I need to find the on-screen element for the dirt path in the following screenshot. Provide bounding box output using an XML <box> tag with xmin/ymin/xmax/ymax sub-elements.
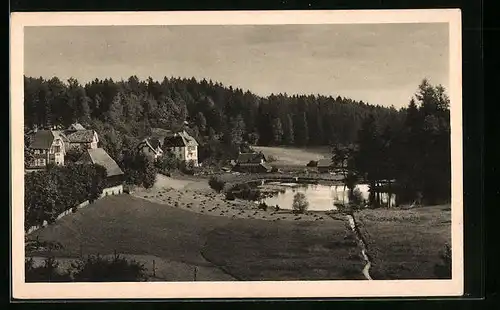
<box><xmin>346</xmin><ymin>214</ymin><xmax>373</xmax><ymax>280</ymax></box>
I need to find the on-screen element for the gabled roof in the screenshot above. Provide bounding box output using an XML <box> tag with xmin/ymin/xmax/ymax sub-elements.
<box><xmin>77</xmin><ymin>148</ymin><xmax>124</xmax><ymax>177</ymax></box>
<box><xmin>66</xmin><ymin>130</ymin><xmax>97</xmax><ymax>143</ymax></box>
<box><xmin>53</xmin><ymin>130</ymin><xmax>69</xmax><ymax>143</ymax></box>
<box><xmin>148</xmin><ymin>137</ymin><xmax>163</xmax><ymax>150</ymax></box>
<box><xmin>29</xmin><ymin>130</ymin><xmax>55</xmax><ymax>149</ymax></box>
<box><xmin>317</xmin><ymin>158</ymin><xmax>334</xmax><ymax>168</ymax></box>
<box><xmin>163</xmin><ymin>131</ymin><xmax>198</xmax><ymax>147</ymax></box>
<box><xmin>236</xmin><ymin>152</ymin><xmax>266</xmax><ymax>164</ymax></box>
<box><xmin>138</xmin><ymin>138</ymin><xmax>163</xmax><ymax>155</ymax></box>
<box><xmin>68</xmin><ymin>123</ymin><xmax>86</xmax><ymax>131</ymax></box>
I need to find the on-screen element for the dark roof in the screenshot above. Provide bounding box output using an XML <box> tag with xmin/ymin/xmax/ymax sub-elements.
<box><xmin>29</xmin><ymin>130</ymin><xmax>55</xmax><ymax>149</ymax></box>
<box><xmin>148</xmin><ymin>137</ymin><xmax>162</xmax><ymax>149</ymax></box>
<box><xmin>66</xmin><ymin>130</ymin><xmax>96</xmax><ymax>143</ymax></box>
<box><xmin>77</xmin><ymin>148</ymin><xmax>124</xmax><ymax>177</ymax></box>
<box><xmin>234</xmin><ymin>162</ymin><xmax>271</xmax><ymax>171</ymax></box>
<box><xmin>137</xmin><ymin>139</ymin><xmax>163</xmax><ymax>154</ymax></box>
<box><xmin>163</xmin><ymin>136</ymin><xmax>186</xmax><ymax>147</ymax></box>
<box><xmin>236</xmin><ymin>152</ymin><xmax>266</xmax><ymax>164</ymax></box>
<box><xmin>163</xmin><ymin>131</ymin><xmax>198</xmax><ymax>147</ymax></box>
<box><xmin>317</xmin><ymin>158</ymin><xmax>334</xmax><ymax>168</ymax></box>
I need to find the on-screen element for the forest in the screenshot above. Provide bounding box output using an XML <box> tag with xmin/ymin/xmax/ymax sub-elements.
<box><xmin>23</xmin><ymin>75</ymin><xmax>403</xmax><ymax>161</ymax></box>
<box><xmin>23</xmin><ymin>75</ymin><xmax>450</xmax><ymax>205</ymax></box>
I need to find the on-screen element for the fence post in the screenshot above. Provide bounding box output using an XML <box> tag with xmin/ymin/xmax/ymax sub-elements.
<box><xmin>194</xmin><ymin>267</ymin><xmax>197</xmax><ymax>281</ymax></box>
<box><xmin>152</xmin><ymin>259</ymin><xmax>156</xmax><ymax>277</ymax></box>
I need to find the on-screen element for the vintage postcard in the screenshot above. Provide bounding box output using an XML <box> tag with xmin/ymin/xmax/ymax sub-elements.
<box><xmin>11</xmin><ymin>9</ymin><xmax>463</xmax><ymax>299</ymax></box>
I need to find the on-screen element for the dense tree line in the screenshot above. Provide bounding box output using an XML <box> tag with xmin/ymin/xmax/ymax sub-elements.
<box><xmin>343</xmin><ymin>79</ymin><xmax>451</xmax><ymax>205</ymax></box>
<box><xmin>24</xmin><ymin>163</ymin><xmax>107</xmax><ymax>230</ymax></box>
<box><xmin>24</xmin><ymin>75</ymin><xmax>404</xmax><ymax>164</ymax></box>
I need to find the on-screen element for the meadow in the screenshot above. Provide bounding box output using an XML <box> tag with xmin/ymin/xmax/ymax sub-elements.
<box><xmin>28</xmin><ymin>194</ymin><xmax>365</xmax><ymax>281</ymax></box>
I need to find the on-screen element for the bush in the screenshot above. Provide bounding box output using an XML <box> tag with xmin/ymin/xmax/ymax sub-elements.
<box><xmin>292</xmin><ymin>192</ymin><xmax>309</xmax><ymax>214</ymax></box>
<box><xmin>25</xmin><ymin>257</ymin><xmax>72</xmax><ymax>282</ymax></box>
<box><xmin>155</xmin><ymin>152</ymin><xmax>179</xmax><ymax>174</ymax></box>
<box><xmin>306</xmin><ymin>160</ymin><xmax>318</xmax><ymax>167</ymax></box>
<box><xmin>258</xmin><ymin>202</ymin><xmax>268</xmax><ymax>211</ymax></box>
<box><xmin>270</xmin><ymin>166</ymin><xmax>279</xmax><ymax>173</ymax></box>
<box><xmin>349</xmin><ymin>188</ymin><xmax>364</xmax><ymax>207</ymax></box>
<box><xmin>71</xmin><ymin>253</ymin><xmax>148</xmax><ymax>282</ymax></box>
<box><xmin>209</xmin><ymin>176</ymin><xmax>226</xmax><ymax>192</ymax></box>
<box><xmin>225</xmin><ymin>191</ymin><xmax>235</xmax><ymax>200</ymax></box>
<box><xmin>229</xmin><ymin>183</ymin><xmax>262</xmax><ymax>201</ymax></box>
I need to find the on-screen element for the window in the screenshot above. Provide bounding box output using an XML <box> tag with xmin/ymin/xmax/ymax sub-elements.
<box><xmin>54</xmin><ymin>146</ymin><xmax>61</xmax><ymax>153</ymax></box>
<box><xmin>34</xmin><ymin>149</ymin><xmax>40</xmax><ymax>155</ymax></box>
<box><xmin>40</xmin><ymin>159</ymin><xmax>46</xmax><ymax>166</ymax></box>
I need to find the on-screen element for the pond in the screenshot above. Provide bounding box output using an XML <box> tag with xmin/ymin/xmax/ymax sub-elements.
<box><xmin>259</xmin><ymin>182</ymin><xmax>396</xmax><ymax>211</ymax></box>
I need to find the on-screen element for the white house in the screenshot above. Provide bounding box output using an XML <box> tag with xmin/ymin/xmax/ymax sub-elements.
<box><xmin>162</xmin><ymin>130</ymin><xmax>199</xmax><ymax>166</ymax></box>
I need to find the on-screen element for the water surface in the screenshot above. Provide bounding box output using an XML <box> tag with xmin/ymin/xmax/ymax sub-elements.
<box><xmin>260</xmin><ymin>183</ymin><xmax>396</xmax><ymax>211</ymax></box>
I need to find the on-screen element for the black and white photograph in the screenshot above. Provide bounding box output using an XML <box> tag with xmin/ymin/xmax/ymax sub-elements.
<box><xmin>11</xmin><ymin>10</ymin><xmax>463</xmax><ymax>299</ymax></box>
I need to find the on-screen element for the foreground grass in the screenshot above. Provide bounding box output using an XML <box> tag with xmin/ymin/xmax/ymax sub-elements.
<box><xmin>28</xmin><ymin>194</ymin><xmax>364</xmax><ymax>281</ymax></box>
<box><xmin>355</xmin><ymin>205</ymin><xmax>452</xmax><ymax>279</ymax></box>
<box><xmin>202</xmin><ymin>218</ymin><xmax>365</xmax><ymax>280</ymax></box>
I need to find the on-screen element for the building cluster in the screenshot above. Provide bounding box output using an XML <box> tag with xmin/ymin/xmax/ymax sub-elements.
<box><xmin>25</xmin><ymin>123</ymin><xmax>202</xmax><ymax>194</ymax></box>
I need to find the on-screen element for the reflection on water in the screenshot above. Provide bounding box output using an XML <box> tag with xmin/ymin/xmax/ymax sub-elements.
<box><xmin>261</xmin><ymin>183</ymin><xmax>396</xmax><ymax>211</ymax></box>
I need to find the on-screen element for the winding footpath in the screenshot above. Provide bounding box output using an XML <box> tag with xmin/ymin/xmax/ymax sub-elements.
<box><xmin>346</xmin><ymin>214</ymin><xmax>373</xmax><ymax>280</ymax></box>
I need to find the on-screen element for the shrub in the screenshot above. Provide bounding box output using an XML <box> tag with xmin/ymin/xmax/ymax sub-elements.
<box><xmin>71</xmin><ymin>253</ymin><xmax>148</xmax><ymax>282</ymax></box>
<box><xmin>229</xmin><ymin>183</ymin><xmax>262</xmax><ymax>201</ymax></box>
<box><xmin>270</xmin><ymin>166</ymin><xmax>279</xmax><ymax>173</ymax></box>
<box><xmin>25</xmin><ymin>257</ymin><xmax>72</xmax><ymax>282</ymax></box>
<box><xmin>225</xmin><ymin>191</ymin><xmax>235</xmax><ymax>200</ymax></box>
<box><xmin>208</xmin><ymin>176</ymin><xmax>225</xmax><ymax>192</ymax></box>
<box><xmin>349</xmin><ymin>188</ymin><xmax>364</xmax><ymax>207</ymax></box>
<box><xmin>258</xmin><ymin>202</ymin><xmax>268</xmax><ymax>211</ymax></box>
<box><xmin>292</xmin><ymin>192</ymin><xmax>309</xmax><ymax>214</ymax></box>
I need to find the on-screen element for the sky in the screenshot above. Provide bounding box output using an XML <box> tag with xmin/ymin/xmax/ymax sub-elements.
<box><xmin>24</xmin><ymin>23</ymin><xmax>449</xmax><ymax>108</ymax></box>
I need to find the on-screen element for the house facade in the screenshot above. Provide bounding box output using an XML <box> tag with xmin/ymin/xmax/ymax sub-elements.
<box><xmin>232</xmin><ymin>152</ymin><xmax>271</xmax><ymax>173</ymax></box>
<box><xmin>162</xmin><ymin>130</ymin><xmax>199</xmax><ymax>166</ymax></box>
<box><xmin>77</xmin><ymin>148</ymin><xmax>125</xmax><ymax>196</ymax></box>
<box><xmin>28</xmin><ymin>130</ymin><xmax>67</xmax><ymax>168</ymax></box>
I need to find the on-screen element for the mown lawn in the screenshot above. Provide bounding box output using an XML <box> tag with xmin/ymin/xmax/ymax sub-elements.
<box><xmin>28</xmin><ymin>194</ymin><xmax>365</xmax><ymax>281</ymax></box>
<box><xmin>355</xmin><ymin>205</ymin><xmax>452</xmax><ymax>279</ymax></box>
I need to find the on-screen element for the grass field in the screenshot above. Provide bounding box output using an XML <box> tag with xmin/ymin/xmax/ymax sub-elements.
<box><xmin>252</xmin><ymin>146</ymin><xmax>332</xmax><ymax>167</ymax></box>
<box><xmin>28</xmin><ymin>194</ymin><xmax>365</xmax><ymax>281</ymax></box>
<box><xmin>355</xmin><ymin>205</ymin><xmax>452</xmax><ymax>279</ymax></box>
